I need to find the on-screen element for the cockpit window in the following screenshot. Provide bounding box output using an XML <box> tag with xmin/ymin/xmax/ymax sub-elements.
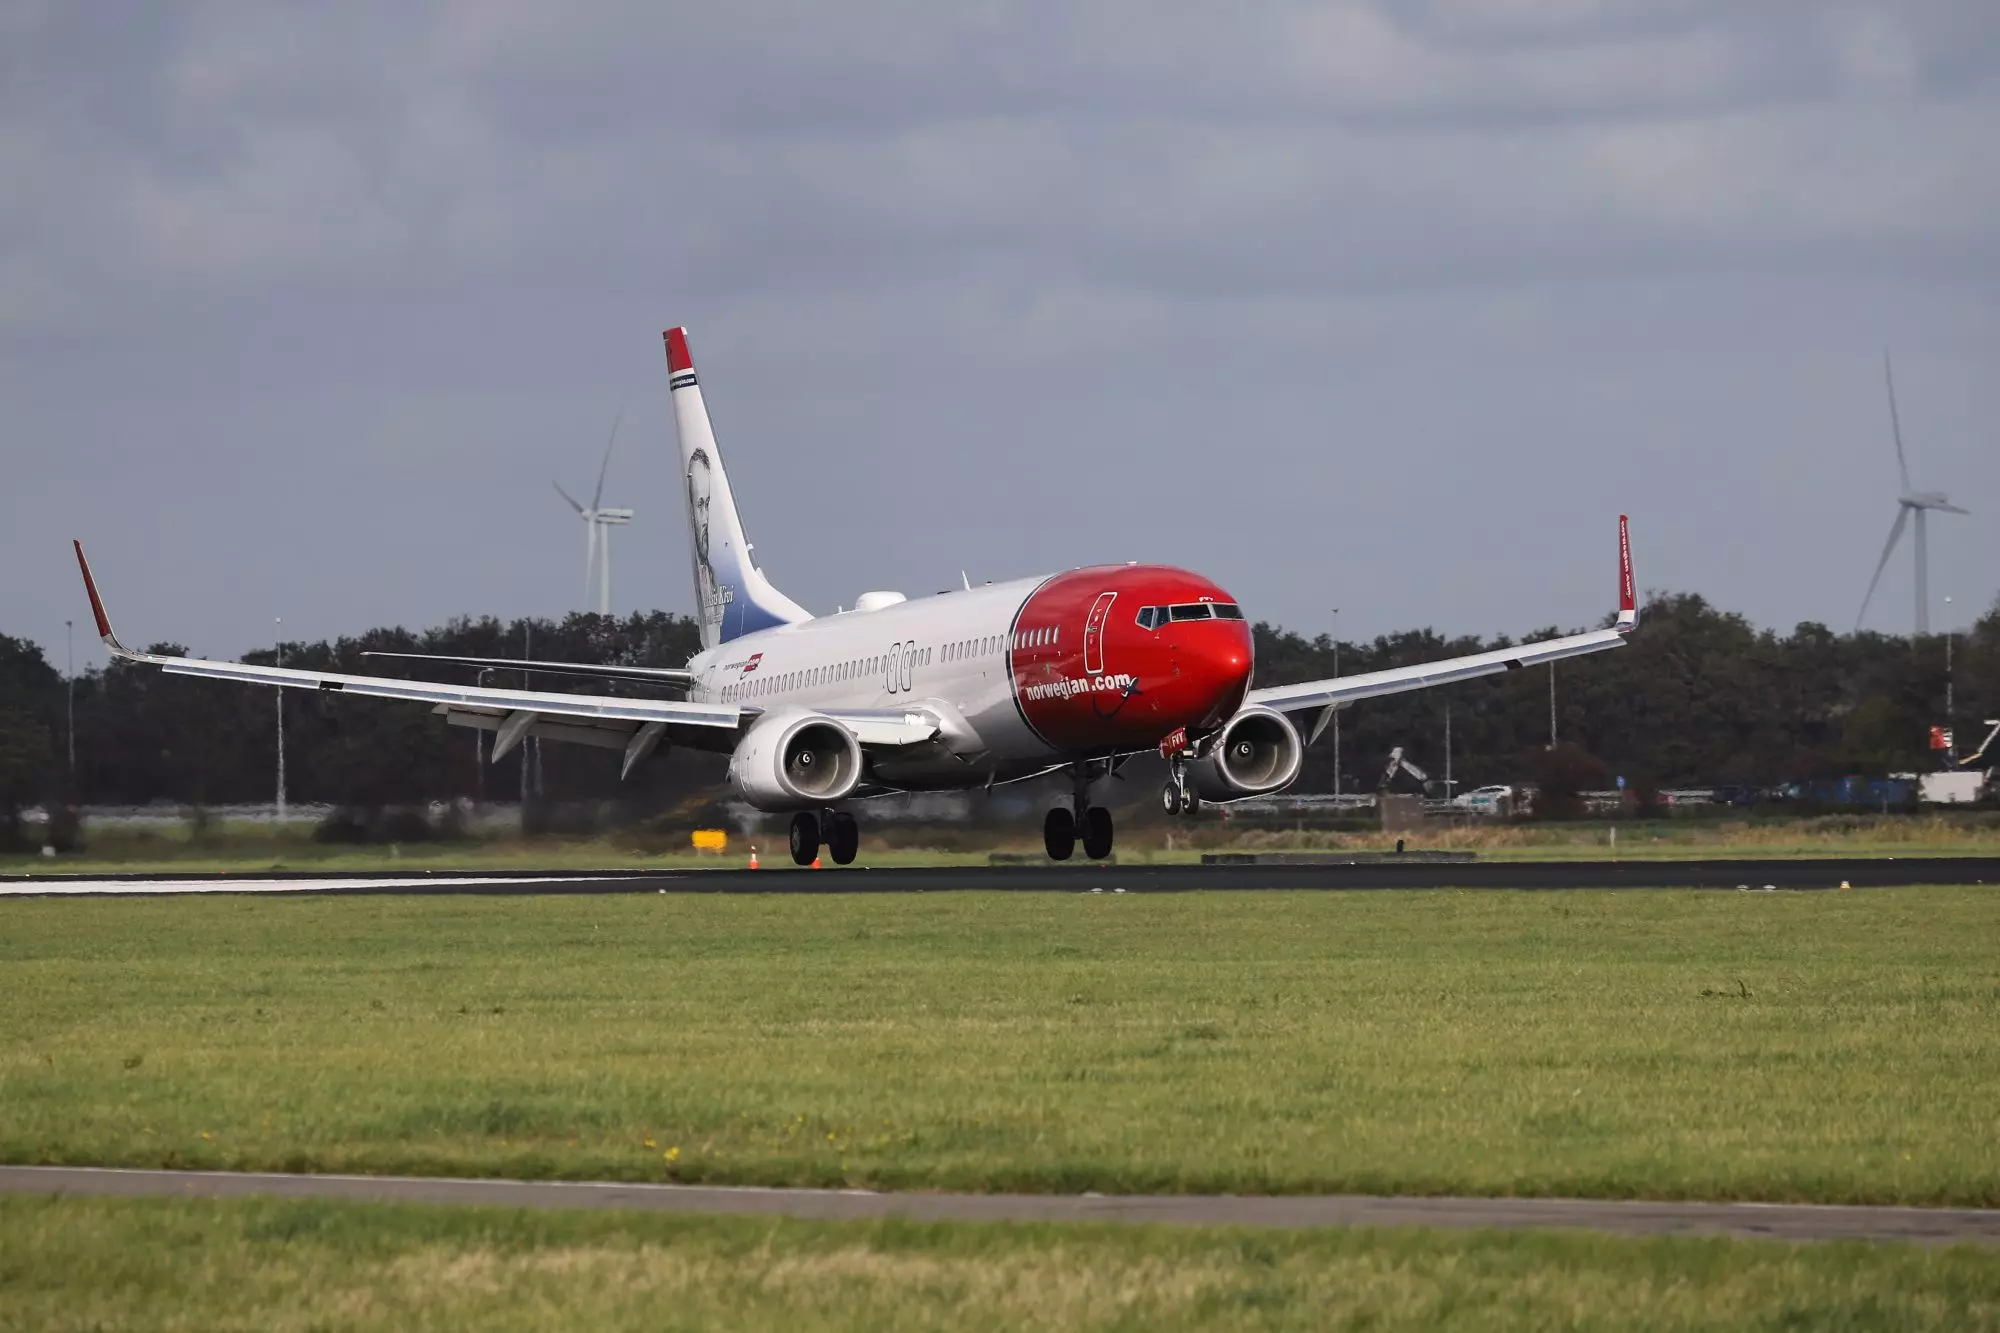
<box><xmin>1136</xmin><ymin>606</ymin><xmax>1161</xmax><ymax>630</ymax></box>
<box><xmin>1212</xmin><ymin>603</ymin><xmax>1244</xmax><ymax>620</ymax></box>
<box><xmin>1168</xmin><ymin>603</ymin><xmax>1213</xmax><ymax>621</ymax></box>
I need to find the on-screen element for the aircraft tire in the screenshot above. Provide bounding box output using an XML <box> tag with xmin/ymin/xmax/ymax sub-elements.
<box><xmin>789</xmin><ymin>811</ymin><xmax>821</xmax><ymax>866</ymax></box>
<box><xmin>827</xmin><ymin>811</ymin><xmax>859</xmax><ymax>865</ymax></box>
<box><xmin>1081</xmin><ymin>806</ymin><xmax>1114</xmax><ymax>861</ymax></box>
<box><xmin>1162</xmin><ymin>784</ymin><xmax>1182</xmax><ymax>816</ymax></box>
<box><xmin>1043</xmin><ymin>807</ymin><xmax>1076</xmax><ymax>861</ymax></box>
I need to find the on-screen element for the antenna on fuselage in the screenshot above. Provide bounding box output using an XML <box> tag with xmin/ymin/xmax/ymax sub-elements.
<box><xmin>961</xmin><ymin>571</ymin><xmax>971</xmax><ymax>591</ymax></box>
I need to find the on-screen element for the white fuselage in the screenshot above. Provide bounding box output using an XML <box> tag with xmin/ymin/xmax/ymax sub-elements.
<box><xmin>686</xmin><ymin>576</ymin><xmax>1051</xmax><ymax>785</ymax></box>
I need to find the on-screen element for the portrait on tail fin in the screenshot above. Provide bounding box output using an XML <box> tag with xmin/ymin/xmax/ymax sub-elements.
<box><xmin>684</xmin><ymin>447</ymin><xmax>729</xmax><ymax>634</ymax></box>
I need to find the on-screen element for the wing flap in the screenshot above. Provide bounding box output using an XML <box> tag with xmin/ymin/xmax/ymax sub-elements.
<box><xmin>361</xmin><ymin>651</ymin><xmax>695</xmax><ymax>686</ymax></box>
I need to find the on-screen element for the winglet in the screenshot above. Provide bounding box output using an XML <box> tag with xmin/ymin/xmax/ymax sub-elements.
<box><xmin>664</xmin><ymin>327</ymin><xmax>694</xmax><ymax>376</ymax></box>
<box><xmin>73</xmin><ymin>540</ymin><xmax>128</xmax><ymax>653</ymax></box>
<box><xmin>1615</xmin><ymin>515</ymin><xmax>1637</xmax><ymax>633</ymax></box>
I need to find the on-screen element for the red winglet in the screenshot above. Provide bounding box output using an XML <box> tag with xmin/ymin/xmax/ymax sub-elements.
<box><xmin>73</xmin><ymin>540</ymin><xmax>117</xmax><ymax>645</ymax></box>
<box><xmin>664</xmin><ymin>327</ymin><xmax>694</xmax><ymax>374</ymax></box>
<box><xmin>1616</xmin><ymin>515</ymin><xmax>1637</xmax><ymax>631</ymax></box>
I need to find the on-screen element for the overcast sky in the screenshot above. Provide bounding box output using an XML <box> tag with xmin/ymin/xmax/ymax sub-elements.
<box><xmin>4</xmin><ymin>1</ymin><xmax>1995</xmax><ymax>672</ymax></box>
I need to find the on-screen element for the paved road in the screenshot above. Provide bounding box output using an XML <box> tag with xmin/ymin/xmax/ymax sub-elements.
<box><xmin>4</xmin><ymin>858</ymin><xmax>1996</xmax><ymax>895</ymax></box>
<box><xmin>2</xmin><ymin>1167</ymin><xmax>1993</xmax><ymax>1246</ymax></box>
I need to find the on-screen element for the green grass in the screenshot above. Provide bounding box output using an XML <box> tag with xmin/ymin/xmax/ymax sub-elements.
<box><xmin>3</xmin><ymin>1196</ymin><xmax>1997</xmax><ymax>1332</ymax></box>
<box><xmin>2</xmin><ymin>890</ymin><xmax>1997</xmax><ymax>1203</ymax></box>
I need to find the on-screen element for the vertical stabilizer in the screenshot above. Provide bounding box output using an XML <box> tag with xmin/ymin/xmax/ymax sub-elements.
<box><xmin>665</xmin><ymin>328</ymin><xmax>812</xmax><ymax>650</ymax></box>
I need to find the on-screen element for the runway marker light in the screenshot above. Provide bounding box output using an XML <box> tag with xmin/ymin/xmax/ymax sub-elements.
<box><xmin>748</xmin><ymin>847</ymin><xmax>759</xmax><ymax>870</ymax></box>
<box><xmin>811</xmin><ymin>855</ymin><xmax>822</xmax><ymax>869</ymax></box>
<box><xmin>1840</xmin><ymin>880</ymin><xmax>1851</xmax><ymax>890</ymax></box>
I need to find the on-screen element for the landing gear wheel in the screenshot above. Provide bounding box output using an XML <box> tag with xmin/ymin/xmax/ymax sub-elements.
<box><xmin>789</xmin><ymin>811</ymin><xmax>821</xmax><ymax>866</ymax></box>
<box><xmin>827</xmin><ymin>811</ymin><xmax>860</xmax><ymax>866</ymax></box>
<box><xmin>1081</xmin><ymin>806</ymin><xmax>1115</xmax><ymax>861</ymax></box>
<box><xmin>1183</xmin><ymin>791</ymin><xmax>1201</xmax><ymax>817</ymax></box>
<box><xmin>1043</xmin><ymin>807</ymin><xmax>1076</xmax><ymax>862</ymax></box>
<box><xmin>1162</xmin><ymin>784</ymin><xmax>1183</xmax><ymax>816</ymax></box>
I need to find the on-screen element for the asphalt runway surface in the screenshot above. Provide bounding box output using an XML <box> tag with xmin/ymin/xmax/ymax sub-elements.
<box><xmin>2</xmin><ymin>1166</ymin><xmax>1993</xmax><ymax>1246</ymax></box>
<box><xmin>4</xmin><ymin>857</ymin><xmax>1997</xmax><ymax>895</ymax></box>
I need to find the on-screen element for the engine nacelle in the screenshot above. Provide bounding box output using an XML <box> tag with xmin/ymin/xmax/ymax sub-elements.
<box><xmin>727</xmin><ymin>708</ymin><xmax>865</xmax><ymax>811</ymax></box>
<box><xmin>1187</xmin><ymin>705</ymin><xmax>1303</xmax><ymax>802</ymax></box>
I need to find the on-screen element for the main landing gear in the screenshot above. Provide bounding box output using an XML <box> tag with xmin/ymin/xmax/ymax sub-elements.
<box><xmin>789</xmin><ymin>810</ymin><xmax>860</xmax><ymax>866</ymax></box>
<box><xmin>1161</xmin><ymin>753</ymin><xmax>1201</xmax><ymax>817</ymax></box>
<box><xmin>1045</xmin><ymin>764</ymin><xmax>1115</xmax><ymax>862</ymax></box>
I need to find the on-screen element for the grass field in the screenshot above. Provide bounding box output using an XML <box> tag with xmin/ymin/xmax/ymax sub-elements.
<box><xmin>4</xmin><ymin>1196</ymin><xmax>1998</xmax><ymax>1332</ymax></box>
<box><xmin>3</xmin><ymin>888</ymin><xmax>1996</xmax><ymax>1204</ymax></box>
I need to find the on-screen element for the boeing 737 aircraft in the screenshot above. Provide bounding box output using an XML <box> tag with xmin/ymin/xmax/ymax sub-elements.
<box><xmin>74</xmin><ymin>327</ymin><xmax>1639</xmax><ymax>866</ymax></box>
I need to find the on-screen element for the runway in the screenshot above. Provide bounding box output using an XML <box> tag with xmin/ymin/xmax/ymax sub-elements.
<box><xmin>3</xmin><ymin>857</ymin><xmax>1997</xmax><ymax>895</ymax></box>
<box><xmin>2</xmin><ymin>1166</ymin><xmax>1992</xmax><ymax>1246</ymax></box>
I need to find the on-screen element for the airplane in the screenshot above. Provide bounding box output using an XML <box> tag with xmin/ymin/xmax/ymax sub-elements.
<box><xmin>72</xmin><ymin>326</ymin><xmax>1640</xmax><ymax>867</ymax></box>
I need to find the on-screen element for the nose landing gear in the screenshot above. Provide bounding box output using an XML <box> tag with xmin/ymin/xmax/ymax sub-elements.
<box><xmin>1161</xmin><ymin>754</ymin><xmax>1201</xmax><ymax>817</ymax></box>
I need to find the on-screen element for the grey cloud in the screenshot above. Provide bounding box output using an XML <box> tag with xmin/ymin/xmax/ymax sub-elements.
<box><xmin>2</xmin><ymin>1</ymin><xmax>1994</xmax><ymax>668</ymax></box>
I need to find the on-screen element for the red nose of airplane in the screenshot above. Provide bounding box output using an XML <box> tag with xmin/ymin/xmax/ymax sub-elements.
<box><xmin>1185</xmin><ymin>620</ymin><xmax>1254</xmax><ymax>727</ymax></box>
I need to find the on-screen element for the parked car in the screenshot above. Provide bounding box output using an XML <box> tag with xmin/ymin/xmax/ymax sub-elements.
<box><xmin>1449</xmin><ymin>785</ymin><xmax>1516</xmax><ymax>816</ymax></box>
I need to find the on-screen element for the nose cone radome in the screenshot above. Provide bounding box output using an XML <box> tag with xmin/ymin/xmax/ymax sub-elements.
<box><xmin>1189</xmin><ymin>620</ymin><xmax>1253</xmax><ymax>723</ymax></box>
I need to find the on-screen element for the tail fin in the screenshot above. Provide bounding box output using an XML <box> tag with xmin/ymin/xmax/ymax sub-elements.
<box><xmin>665</xmin><ymin>328</ymin><xmax>811</xmax><ymax>651</ymax></box>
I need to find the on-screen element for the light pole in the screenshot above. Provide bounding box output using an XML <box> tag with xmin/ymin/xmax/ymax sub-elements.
<box><xmin>1330</xmin><ymin>608</ymin><xmax>1341</xmax><ymax>797</ymax></box>
<box><xmin>65</xmin><ymin>619</ymin><xmax>75</xmax><ymax>777</ymax></box>
<box><xmin>1444</xmin><ymin>699</ymin><xmax>1454</xmax><ymax>798</ymax></box>
<box><xmin>275</xmin><ymin>617</ymin><xmax>287</xmax><ymax>824</ymax></box>
<box><xmin>1945</xmin><ymin>595</ymin><xmax>1955</xmax><ymax>764</ymax></box>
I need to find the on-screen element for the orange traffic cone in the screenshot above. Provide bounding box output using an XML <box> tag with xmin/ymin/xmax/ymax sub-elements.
<box><xmin>748</xmin><ymin>847</ymin><xmax>759</xmax><ymax>870</ymax></box>
<box><xmin>811</xmin><ymin>856</ymin><xmax>822</xmax><ymax>869</ymax></box>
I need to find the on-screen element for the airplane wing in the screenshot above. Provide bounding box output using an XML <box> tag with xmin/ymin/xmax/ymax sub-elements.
<box><xmin>358</xmin><ymin>651</ymin><xmax>696</xmax><ymax>688</ymax></box>
<box><xmin>72</xmin><ymin>544</ymin><xmax>937</xmax><ymax>773</ymax></box>
<box><xmin>1246</xmin><ymin>516</ymin><xmax>1638</xmax><ymax>719</ymax></box>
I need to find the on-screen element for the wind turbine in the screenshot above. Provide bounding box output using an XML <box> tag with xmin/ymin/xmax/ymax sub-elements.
<box><xmin>554</xmin><ymin>412</ymin><xmax>635</xmax><ymax>616</ymax></box>
<box><xmin>1856</xmin><ymin>355</ymin><xmax>1968</xmax><ymax>636</ymax></box>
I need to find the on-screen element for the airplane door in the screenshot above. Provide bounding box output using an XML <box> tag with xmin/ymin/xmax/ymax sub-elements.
<box><xmin>1082</xmin><ymin>592</ymin><xmax>1116</xmax><ymax>675</ymax></box>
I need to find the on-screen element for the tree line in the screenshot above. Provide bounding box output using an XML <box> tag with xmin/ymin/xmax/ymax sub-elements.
<box><xmin>2</xmin><ymin>592</ymin><xmax>1995</xmax><ymax>843</ymax></box>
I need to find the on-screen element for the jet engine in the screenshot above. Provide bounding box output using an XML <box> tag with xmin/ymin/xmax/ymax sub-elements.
<box><xmin>727</xmin><ymin>708</ymin><xmax>865</xmax><ymax>811</ymax></box>
<box><xmin>1186</xmin><ymin>704</ymin><xmax>1303</xmax><ymax>801</ymax></box>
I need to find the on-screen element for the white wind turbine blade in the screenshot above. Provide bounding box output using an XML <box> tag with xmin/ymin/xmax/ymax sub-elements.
<box><xmin>553</xmin><ymin>480</ymin><xmax>587</xmax><ymax>515</ymax></box>
<box><xmin>1884</xmin><ymin>353</ymin><xmax>1912</xmax><ymax>494</ymax></box>
<box><xmin>1855</xmin><ymin>506</ymin><xmax>1909</xmax><ymax>630</ymax></box>
<box><xmin>591</xmin><ymin>410</ymin><xmax>624</xmax><ymax>511</ymax></box>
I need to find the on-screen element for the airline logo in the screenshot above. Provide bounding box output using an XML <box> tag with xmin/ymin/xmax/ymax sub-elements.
<box><xmin>1159</xmin><ymin>726</ymin><xmax>1188</xmax><ymax>757</ymax></box>
<box><xmin>742</xmin><ymin>653</ymin><xmax>763</xmax><ymax>675</ymax></box>
<box><xmin>1023</xmin><ymin>672</ymin><xmax>1137</xmax><ymax>702</ymax></box>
